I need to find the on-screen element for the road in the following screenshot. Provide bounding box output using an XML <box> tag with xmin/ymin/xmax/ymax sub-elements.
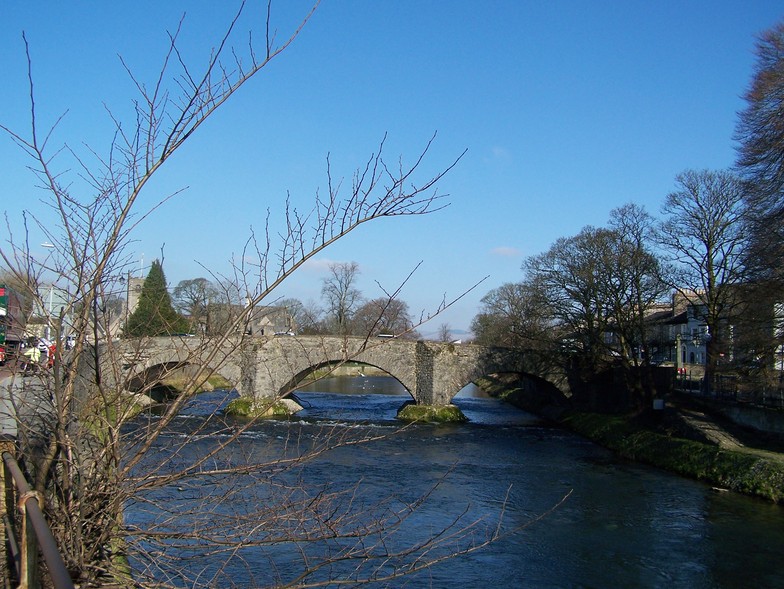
<box><xmin>0</xmin><ymin>367</ymin><xmax>19</xmax><ymax>436</ymax></box>
<box><xmin>1</xmin><ymin>366</ymin><xmax>52</xmax><ymax>438</ymax></box>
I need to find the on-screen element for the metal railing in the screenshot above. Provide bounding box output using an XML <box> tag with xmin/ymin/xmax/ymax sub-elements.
<box><xmin>675</xmin><ymin>373</ymin><xmax>784</xmax><ymax>409</ymax></box>
<box><xmin>1</xmin><ymin>437</ymin><xmax>75</xmax><ymax>589</ymax></box>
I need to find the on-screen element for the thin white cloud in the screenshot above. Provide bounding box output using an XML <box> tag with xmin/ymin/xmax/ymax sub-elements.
<box><xmin>302</xmin><ymin>258</ymin><xmax>360</xmax><ymax>273</ymax></box>
<box><xmin>301</xmin><ymin>258</ymin><xmax>335</xmax><ymax>272</ymax></box>
<box><xmin>491</xmin><ymin>146</ymin><xmax>511</xmax><ymax>160</ymax></box>
<box><xmin>482</xmin><ymin>146</ymin><xmax>512</xmax><ymax>166</ymax></box>
<box><xmin>491</xmin><ymin>246</ymin><xmax>522</xmax><ymax>257</ymax></box>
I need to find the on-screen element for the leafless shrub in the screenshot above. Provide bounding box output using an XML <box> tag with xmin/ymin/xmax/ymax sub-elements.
<box><xmin>0</xmin><ymin>3</ymin><xmax>551</xmax><ymax>586</ymax></box>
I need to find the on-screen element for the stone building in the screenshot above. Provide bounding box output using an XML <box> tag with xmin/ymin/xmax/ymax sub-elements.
<box><xmin>205</xmin><ymin>303</ymin><xmax>295</xmax><ymax>336</ymax></box>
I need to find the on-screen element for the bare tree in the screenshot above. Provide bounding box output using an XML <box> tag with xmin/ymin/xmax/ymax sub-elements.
<box><xmin>602</xmin><ymin>204</ymin><xmax>668</xmax><ymax>406</ymax></box>
<box><xmin>602</xmin><ymin>204</ymin><xmax>668</xmax><ymax>360</ymax></box>
<box><xmin>321</xmin><ymin>261</ymin><xmax>363</xmax><ymax>335</ymax></box>
<box><xmin>172</xmin><ymin>277</ymin><xmax>220</xmax><ymax>332</ymax></box>
<box><xmin>736</xmin><ymin>20</ymin><xmax>784</xmax><ymax>213</ymax></box>
<box><xmin>656</xmin><ymin>169</ymin><xmax>750</xmax><ymax>394</ymax></box>
<box><xmin>518</xmin><ymin>204</ymin><xmax>666</xmax><ymax>409</ymax></box>
<box><xmin>284</xmin><ymin>297</ymin><xmax>327</xmax><ymax>334</ymax></box>
<box><xmin>437</xmin><ymin>322</ymin><xmax>452</xmax><ymax>342</ymax></box>
<box><xmin>524</xmin><ymin>227</ymin><xmax>615</xmax><ymax>385</ymax></box>
<box><xmin>735</xmin><ymin>20</ymin><xmax>784</xmax><ymax>383</ymax></box>
<box><xmin>353</xmin><ymin>297</ymin><xmax>419</xmax><ymax>338</ymax></box>
<box><xmin>470</xmin><ymin>281</ymin><xmax>555</xmax><ymax>351</ymax></box>
<box><xmin>0</xmin><ymin>3</ymin><xmax>520</xmax><ymax>587</ymax></box>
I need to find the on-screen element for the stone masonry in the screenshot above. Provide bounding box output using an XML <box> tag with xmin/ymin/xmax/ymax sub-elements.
<box><xmin>93</xmin><ymin>335</ymin><xmax>561</xmax><ymax>406</ymax></box>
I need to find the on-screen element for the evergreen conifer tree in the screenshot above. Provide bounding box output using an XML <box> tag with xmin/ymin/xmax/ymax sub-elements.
<box><xmin>124</xmin><ymin>260</ymin><xmax>189</xmax><ymax>336</ymax></box>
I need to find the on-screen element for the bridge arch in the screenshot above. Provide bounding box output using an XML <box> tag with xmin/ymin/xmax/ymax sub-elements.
<box><xmin>89</xmin><ymin>336</ymin><xmax>243</xmax><ymax>401</ymax></box>
<box><xmin>279</xmin><ymin>360</ymin><xmax>414</xmax><ymax>401</ymax></box>
<box><xmin>126</xmin><ymin>360</ymin><xmax>238</xmax><ymax>401</ymax></box>
<box><xmin>447</xmin><ymin>369</ymin><xmax>565</xmax><ymax>404</ymax></box>
<box><xmin>247</xmin><ymin>336</ymin><xmax>419</xmax><ymax>401</ymax></box>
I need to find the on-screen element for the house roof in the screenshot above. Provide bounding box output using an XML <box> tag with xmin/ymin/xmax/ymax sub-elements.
<box><xmin>646</xmin><ymin>309</ymin><xmax>687</xmax><ymax>326</ymax></box>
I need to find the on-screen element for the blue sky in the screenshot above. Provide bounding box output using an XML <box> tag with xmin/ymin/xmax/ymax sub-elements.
<box><xmin>1</xmin><ymin>2</ymin><xmax>783</xmax><ymax>337</ymax></box>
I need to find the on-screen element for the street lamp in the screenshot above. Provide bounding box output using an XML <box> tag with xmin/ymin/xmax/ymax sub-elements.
<box><xmin>44</xmin><ymin>285</ymin><xmax>54</xmax><ymax>340</ymax></box>
<box><xmin>675</xmin><ymin>332</ymin><xmax>682</xmax><ymax>371</ymax></box>
<box><xmin>40</xmin><ymin>242</ymin><xmax>55</xmax><ymax>341</ymax></box>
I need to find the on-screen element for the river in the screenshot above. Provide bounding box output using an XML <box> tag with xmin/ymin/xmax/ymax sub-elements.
<box><xmin>124</xmin><ymin>375</ymin><xmax>784</xmax><ymax>588</ymax></box>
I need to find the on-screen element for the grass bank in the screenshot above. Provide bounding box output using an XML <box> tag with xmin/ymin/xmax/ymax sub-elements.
<box><xmin>562</xmin><ymin>412</ymin><xmax>784</xmax><ymax>503</ymax></box>
<box><xmin>494</xmin><ymin>383</ymin><xmax>784</xmax><ymax>503</ymax></box>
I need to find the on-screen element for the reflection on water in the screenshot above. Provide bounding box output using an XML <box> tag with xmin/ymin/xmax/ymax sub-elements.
<box><xmin>124</xmin><ymin>376</ymin><xmax>784</xmax><ymax>588</ymax></box>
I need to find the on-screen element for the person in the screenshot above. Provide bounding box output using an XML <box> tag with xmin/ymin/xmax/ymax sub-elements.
<box><xmin>48</xmin><ymin>343</ymin><xmax>57</xmax><ymax>369</ymax></box>
<box><xmin>21</xmin><ymin>344</ymin><xmax>41</xmax><ymax>374</ymax></box>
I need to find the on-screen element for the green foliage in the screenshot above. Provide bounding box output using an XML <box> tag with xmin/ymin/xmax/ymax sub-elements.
<box><xmin>124</xmin><ymin>260</ymin><xmax>189</xmax><ymax>337</ymax></box>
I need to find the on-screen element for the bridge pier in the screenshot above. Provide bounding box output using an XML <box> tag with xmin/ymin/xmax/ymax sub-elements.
<box><xmin>414</xmin><ymin>341</ymin><xmax>480</xmax><ymax>406</ymax></box>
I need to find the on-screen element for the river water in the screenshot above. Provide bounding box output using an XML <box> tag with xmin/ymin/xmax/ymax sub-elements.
<box><xmin>125</xmin><ymin>375</ymin><xmax>784</xmax><ymax>588</ymax></box>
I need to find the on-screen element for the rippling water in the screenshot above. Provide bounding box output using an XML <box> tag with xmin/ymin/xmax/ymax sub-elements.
<box><xmin>124</xmin><ymin>377</ymin><xmax>784</xmax><ymax>588</ymax></box>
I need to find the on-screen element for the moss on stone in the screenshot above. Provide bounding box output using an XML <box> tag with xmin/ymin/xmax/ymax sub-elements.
<box><xmin>397</xmin><ymin>403</ymin><xmax>468</xmax><ymax>423</ymax></box>
<box><xmin>225</xmin><ymin>396</ymin><xmax>302</xmax><ymax>418</ymax></box>
<box><xmin>225</xmin><ymin>396</ymin><xmax>254</xmax><ymax>416</ymax></box>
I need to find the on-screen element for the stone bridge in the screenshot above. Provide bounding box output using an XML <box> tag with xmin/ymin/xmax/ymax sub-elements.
<box><xmin>103</xmin><ymin>335</ymin><xmax>562</xmax><ymax>406</ymax></box>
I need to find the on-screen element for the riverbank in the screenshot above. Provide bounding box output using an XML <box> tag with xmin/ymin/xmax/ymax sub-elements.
<box><xmin>561</xmin><ymin>410</ymin><xmax>784</xmax><ymax>503</ymax></box>
<box><xmin>495</xmin><ymin>384</ymin><xmax>784</xmax><ymax>503</ymax></box>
